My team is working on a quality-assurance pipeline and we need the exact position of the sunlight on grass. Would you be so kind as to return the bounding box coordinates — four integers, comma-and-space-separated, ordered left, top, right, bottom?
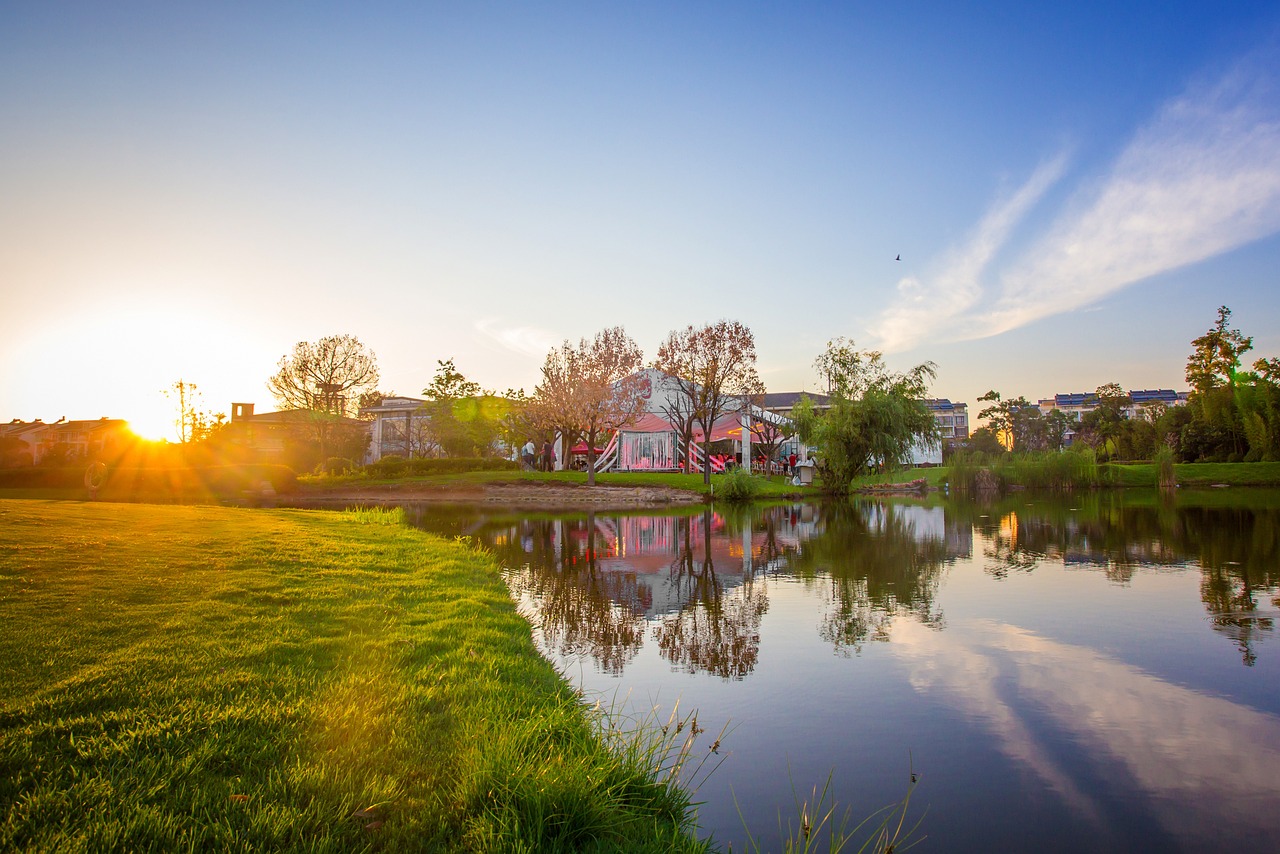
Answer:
0, 500, 705, 851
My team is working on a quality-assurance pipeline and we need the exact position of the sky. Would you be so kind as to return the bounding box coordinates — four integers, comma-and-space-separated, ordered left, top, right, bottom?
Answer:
3, 1, 1280, 440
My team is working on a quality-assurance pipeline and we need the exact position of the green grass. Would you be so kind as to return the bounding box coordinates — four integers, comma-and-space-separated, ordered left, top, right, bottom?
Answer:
0, 500, 708, 852
300, 468, 811, 500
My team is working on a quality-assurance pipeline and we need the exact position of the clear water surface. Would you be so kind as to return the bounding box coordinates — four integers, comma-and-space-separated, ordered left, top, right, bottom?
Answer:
401, 490, 1280, 852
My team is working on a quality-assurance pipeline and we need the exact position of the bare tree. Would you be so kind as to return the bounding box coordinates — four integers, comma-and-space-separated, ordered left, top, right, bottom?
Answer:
267, 334, 379, 458
533, 327, 647, 485
655, 320, 761, 484
746, 382, 790, 477
164, 379, 223, 443
656, 372, 700, 473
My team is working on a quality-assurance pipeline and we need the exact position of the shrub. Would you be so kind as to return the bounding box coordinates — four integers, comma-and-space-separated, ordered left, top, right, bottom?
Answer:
716, 466, 763, 502
366, 456, 519, 478
1155, 445, 1177, 488
323, 457, 356, 475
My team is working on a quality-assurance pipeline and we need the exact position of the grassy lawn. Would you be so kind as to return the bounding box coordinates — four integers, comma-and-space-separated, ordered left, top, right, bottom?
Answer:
0, 500, 707, 852
300, 468, 812, 500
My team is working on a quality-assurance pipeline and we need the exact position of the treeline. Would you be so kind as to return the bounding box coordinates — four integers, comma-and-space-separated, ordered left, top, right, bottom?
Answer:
971, 307, 1280, 463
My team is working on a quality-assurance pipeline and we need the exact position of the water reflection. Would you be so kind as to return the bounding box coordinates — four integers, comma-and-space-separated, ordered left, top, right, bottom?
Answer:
394, 493, 1280, 850
946, 493, 1280, 665
895, 618, 1280, 849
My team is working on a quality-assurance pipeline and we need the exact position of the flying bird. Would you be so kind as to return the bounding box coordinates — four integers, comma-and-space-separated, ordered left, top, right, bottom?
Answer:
895, 254, 901, 261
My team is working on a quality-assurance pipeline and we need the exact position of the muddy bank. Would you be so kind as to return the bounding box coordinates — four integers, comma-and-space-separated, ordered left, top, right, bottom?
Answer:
297, 480, 709, 509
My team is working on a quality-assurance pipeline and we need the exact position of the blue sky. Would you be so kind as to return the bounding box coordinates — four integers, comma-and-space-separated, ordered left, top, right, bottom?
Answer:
3, 2, 1279, 438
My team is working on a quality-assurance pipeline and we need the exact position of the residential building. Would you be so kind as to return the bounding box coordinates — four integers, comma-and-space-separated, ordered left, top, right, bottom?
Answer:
925, 399, 969, 440
359, 396, 431, 462
1036, 389, 1189, 446
226, 402, 370, 466
0, 417, 133, 466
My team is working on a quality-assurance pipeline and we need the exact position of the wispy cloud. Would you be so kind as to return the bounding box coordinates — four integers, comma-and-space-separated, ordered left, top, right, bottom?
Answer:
872, 48, 1280, 351
474, 317, 560, 358
873, 154, 1068, 352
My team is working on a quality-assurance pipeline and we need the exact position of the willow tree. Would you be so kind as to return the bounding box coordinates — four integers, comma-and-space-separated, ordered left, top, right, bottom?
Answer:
655, 320, 761, 485
533, 327, 647, 485
794, 338, 937, 493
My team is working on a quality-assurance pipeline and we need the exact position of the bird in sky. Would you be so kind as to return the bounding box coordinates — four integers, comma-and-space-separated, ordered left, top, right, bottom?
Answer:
895, 254, 900, 261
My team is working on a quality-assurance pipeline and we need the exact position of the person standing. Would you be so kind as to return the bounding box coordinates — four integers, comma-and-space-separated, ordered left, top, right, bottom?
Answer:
541, 440, 554, 472
522, 439, 536, 470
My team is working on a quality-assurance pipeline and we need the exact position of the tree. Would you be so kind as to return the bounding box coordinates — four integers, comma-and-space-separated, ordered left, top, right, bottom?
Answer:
1182, 307, 1254, 461
977, 390, 1044, 451
746, 384, 790, 478
163, 379, 225, 443
966, 425, 1008, 456
1186, 306, 1252, 395
267, 334, 379, 459
355, 390, 387, 420
422, 359, 506, 458
532, 327, 647, 485
792, 339, 938, 492
1074, 383, 1129, 458
655, 320, 761, 485
1043, 409, 1072, 452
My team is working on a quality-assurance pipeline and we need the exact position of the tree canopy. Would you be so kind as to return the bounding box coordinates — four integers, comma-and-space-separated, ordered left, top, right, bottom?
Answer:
267, 334, 378, 460
793, 339, 938, 493
532, 327, 647, 484
654, 320, 761, 485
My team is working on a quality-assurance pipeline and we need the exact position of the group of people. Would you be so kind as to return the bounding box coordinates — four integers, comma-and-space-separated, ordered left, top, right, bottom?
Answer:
521, 439, 556, 472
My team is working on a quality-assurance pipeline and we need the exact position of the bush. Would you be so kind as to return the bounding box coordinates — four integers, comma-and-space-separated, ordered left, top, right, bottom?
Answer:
323, 457, 356, 475
716, 466, 763, 502
365, 456, 519, 478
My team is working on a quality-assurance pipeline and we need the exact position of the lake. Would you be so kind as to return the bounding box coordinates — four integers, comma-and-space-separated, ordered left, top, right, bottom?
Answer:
404, 489, 1280, 852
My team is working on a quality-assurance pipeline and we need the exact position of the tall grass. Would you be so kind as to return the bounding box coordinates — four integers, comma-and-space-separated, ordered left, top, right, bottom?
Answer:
1154, 445, 1177, 489
947, 449, 1103, 493
716, 467, 765, 502
738, 767, 925, 854
343, 504, 406, 525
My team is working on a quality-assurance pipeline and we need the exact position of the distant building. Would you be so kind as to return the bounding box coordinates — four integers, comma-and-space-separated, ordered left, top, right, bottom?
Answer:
0, 417, 132, 466
1036, 389, 1189, 446
359, 396, 431, 462
226, 402, 370, 466
925, 399, 969, 440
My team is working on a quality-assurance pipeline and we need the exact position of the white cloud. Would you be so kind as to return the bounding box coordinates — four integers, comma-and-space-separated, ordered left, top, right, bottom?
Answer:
871, 48, 1280, 351
873, 154, 1068, 352
474, 317, 561, 358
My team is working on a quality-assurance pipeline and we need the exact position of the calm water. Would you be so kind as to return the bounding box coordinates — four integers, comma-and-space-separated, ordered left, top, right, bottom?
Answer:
405, 491, 1280, 852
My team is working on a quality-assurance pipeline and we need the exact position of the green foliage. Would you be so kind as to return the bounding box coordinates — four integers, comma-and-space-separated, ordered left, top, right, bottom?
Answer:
0, 501, 707, 852
323, 456, 356, 475
946, 449, 1102, 493
739, 769, 925, 854
1155, 445, 1177, 488
796, 384, 939, 495
717, 466, 764, 502
420, 360, 511, 458
343, 505, 406, 525
0, 463, 298, 496
365, 455, 520, 478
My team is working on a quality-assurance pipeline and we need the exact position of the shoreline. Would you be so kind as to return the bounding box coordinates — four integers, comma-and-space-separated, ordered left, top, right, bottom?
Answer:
295, 479, 713, 509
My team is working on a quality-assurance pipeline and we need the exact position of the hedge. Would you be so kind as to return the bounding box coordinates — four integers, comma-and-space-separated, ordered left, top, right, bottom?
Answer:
365, 456, 520, 478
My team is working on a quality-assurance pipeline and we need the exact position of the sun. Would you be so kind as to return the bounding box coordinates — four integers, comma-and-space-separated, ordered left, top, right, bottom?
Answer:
124, 405, 177, 443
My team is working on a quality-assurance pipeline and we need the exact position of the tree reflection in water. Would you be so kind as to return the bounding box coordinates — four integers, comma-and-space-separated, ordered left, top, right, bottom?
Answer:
787, 501, 952, 655
404, 491, 1280, 673
653, 511, 769, 680
948, 493, 1280, 666
500, 512, 650, 675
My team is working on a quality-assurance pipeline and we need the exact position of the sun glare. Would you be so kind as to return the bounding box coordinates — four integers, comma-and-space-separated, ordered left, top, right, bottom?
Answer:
126, 410, 176, 443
